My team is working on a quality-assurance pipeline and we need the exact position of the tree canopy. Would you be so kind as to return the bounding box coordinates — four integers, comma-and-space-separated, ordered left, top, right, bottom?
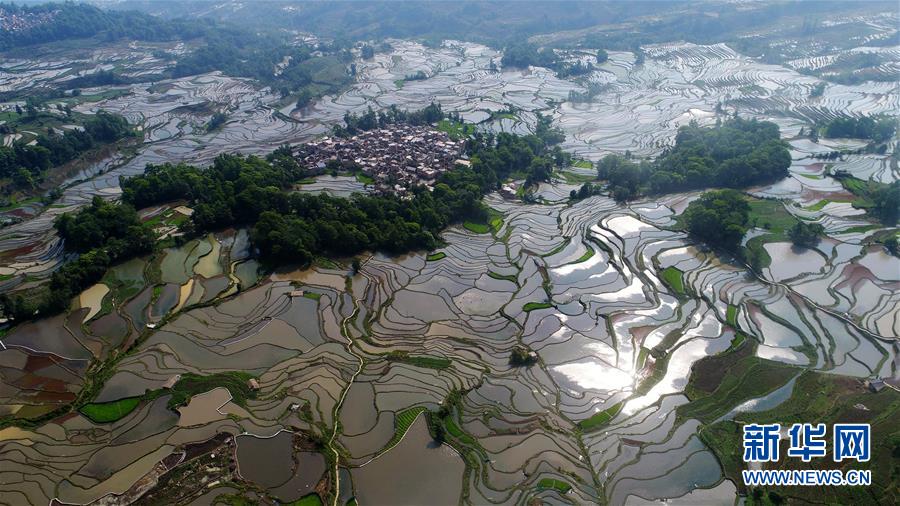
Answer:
0, 111, 132, 194
682, 189, 750, 251
821, 115, 896, 143
599, 118, 791, 201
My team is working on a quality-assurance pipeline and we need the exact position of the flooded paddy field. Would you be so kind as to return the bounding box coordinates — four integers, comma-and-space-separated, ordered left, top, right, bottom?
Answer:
0, 175, 897, 503
0, 7, 898, 505
2, 15, 898, 287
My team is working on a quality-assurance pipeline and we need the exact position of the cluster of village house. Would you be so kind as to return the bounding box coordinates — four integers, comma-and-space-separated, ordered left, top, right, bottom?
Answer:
294, 124, 468, 195
0, 7, 56, 32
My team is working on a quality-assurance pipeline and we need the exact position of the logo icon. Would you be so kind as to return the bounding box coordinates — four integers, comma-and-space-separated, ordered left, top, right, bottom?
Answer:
787, 423, 827, 462
743, 423, 781, 462
833, 424, 870, 462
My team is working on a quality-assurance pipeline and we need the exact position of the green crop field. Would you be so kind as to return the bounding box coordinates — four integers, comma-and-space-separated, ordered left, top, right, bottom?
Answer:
80, 397, 141, 423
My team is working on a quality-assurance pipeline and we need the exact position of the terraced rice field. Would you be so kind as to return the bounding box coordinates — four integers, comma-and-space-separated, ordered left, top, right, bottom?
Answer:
0, 175, 896, 503
0, 8, 898, 505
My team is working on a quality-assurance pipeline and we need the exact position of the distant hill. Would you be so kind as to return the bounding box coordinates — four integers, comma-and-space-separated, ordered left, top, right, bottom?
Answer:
0, 2, 209, 51
108, 0, 669, 45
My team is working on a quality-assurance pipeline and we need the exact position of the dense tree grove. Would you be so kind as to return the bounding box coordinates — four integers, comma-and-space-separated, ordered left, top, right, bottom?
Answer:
333, 103, 448, 137
0, 2, 209, 51
205, 112, 228, 132
821, 115, 896, 143
788, 221, 825, 248
55, 196, 154, 255
682, 189, 750, 251
501, 41, 558, 69
466, 113, 569, 189
871, 181, 900, 226
599, 118, 791, 201
120, 148, 306, 222
569, 183, 603, 201
0, 111, 132, 192
500, 41, 605, 79
120, 154, 485, 267
0, 197, 153, 320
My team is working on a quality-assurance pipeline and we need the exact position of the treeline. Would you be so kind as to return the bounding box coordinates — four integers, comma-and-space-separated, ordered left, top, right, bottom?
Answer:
0, 197, 154, 320
467, 113, 569, 188
0, 2, 210, 51
332, 102, 449, 137
821, 115, 896, 143
871, 181, 900, 226
500, 41, 598, 79
120, 148, 306, 227
599, 118, 791, 201
121, 159, 479, 268
0, 111, 132, 192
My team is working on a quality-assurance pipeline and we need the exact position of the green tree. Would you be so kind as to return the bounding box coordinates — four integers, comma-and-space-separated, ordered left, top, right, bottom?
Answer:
683, 189, 750, 251
787, 221, 824, 248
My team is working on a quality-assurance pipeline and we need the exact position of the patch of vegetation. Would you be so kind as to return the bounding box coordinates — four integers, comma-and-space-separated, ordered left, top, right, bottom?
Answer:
537, 478, 572, 494
726, 304, 739, 326
488, 209, 504, 233
568, 182, 603, 201
287, 494, 324, 506
162, 371, 258, 409
80, 396, 141, 423
728, 332, 746, 351
384, 406, 426, 449
746, 198, 800, 236
205, 112, 228, 132
843, 224, 879, 234
599, 118, 790, 201
386, 351, 451, 370
355, 172, 375, 185
426, 252, 446, 261
822, 115, 896, 143
834, 175, 899, 225
0, 110, 133, 197
488, 271, 517, 283
509, 345, 538, 367
805, 198, 843, 211
682, 190, 750, 250
573, 159, 593, 169
558, 170, 596, 184
463, 221, 491, 234
0, 196, 154, 321
574, 246, 595, 263
787, 221, 824, 248
678, 341, 796, 423
578, 402, 623, 431
302, 292, 322, 301
523, 301, 552, 312
660, 266, 686, 296
809, 82, 826, 98
437, 119, 475, 140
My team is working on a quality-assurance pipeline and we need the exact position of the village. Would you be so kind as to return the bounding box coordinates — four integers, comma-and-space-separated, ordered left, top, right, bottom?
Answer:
294, 123, 467, 196
0, 6, 57, 32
